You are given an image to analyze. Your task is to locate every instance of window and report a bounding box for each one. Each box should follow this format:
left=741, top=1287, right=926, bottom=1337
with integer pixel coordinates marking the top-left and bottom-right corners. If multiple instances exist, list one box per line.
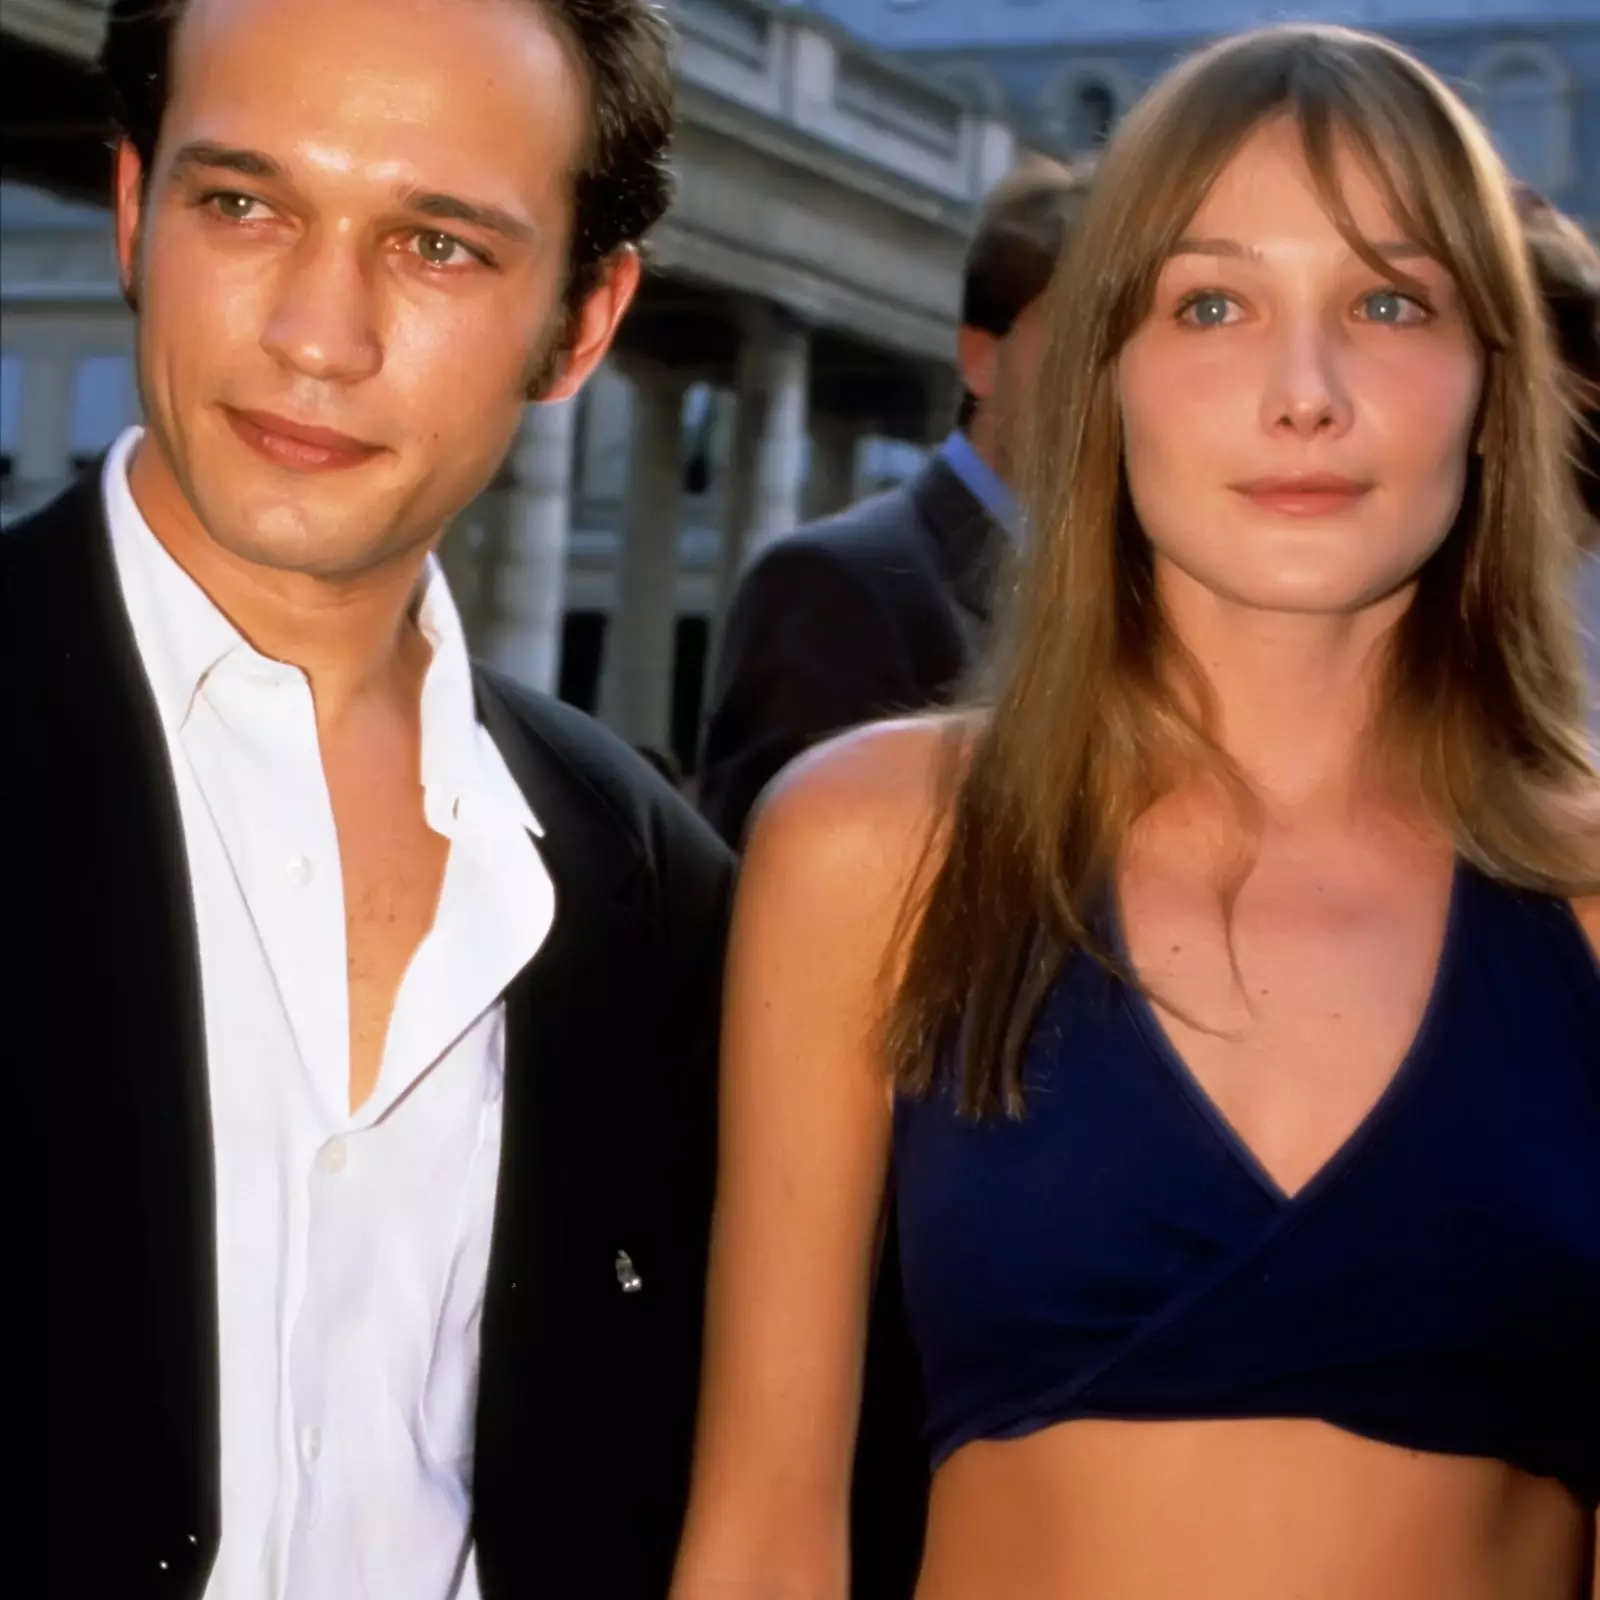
left=0, top=356, right=20, bottom=510
left=857, top=435, right=925, bottom=494
left=558, top=611, right=608, bottom=713
left=71, top=354, right=137, bottom=458
left=670, top=616, right=711, bottom=777
left=1068, top=80, right=1115, bottom=151
left=1474, top=44, right=1572, bottom=193
left=1038, top=62, right=1134, bottom=156
left=682, top=383, right=716, bottom=497
left=0, top=354, right=21, bottom=457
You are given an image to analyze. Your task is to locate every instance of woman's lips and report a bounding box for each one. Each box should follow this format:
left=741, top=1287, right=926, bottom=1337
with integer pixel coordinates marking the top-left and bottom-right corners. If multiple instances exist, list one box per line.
left=1231, top=474, right=1372, bottom=517
left=223, top=407, right=384, bottom=473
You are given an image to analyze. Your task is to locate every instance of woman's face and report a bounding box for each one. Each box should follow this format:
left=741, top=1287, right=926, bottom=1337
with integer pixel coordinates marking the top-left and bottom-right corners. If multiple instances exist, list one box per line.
left=1116, top=117, right=1485, bottom=620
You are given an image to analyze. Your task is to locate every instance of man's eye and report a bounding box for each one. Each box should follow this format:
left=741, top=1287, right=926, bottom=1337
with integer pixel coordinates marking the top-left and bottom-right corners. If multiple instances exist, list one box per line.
left=205, top=192, right=263, bottom=223
left=413, top=231, right=481, bottom=269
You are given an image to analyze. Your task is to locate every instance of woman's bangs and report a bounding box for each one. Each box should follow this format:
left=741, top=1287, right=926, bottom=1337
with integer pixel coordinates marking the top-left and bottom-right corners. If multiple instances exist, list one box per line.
left=1297, top=69, right=1514, bottom=350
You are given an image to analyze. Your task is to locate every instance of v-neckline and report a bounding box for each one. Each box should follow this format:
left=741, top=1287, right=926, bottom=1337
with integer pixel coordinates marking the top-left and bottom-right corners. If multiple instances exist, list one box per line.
left=1110, top=859, right=1466, bottom=1208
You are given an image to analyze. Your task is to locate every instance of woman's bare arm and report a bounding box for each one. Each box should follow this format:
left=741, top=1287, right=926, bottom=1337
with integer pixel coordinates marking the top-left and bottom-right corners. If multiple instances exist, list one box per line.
left=670, top=719, right=955, bottom=1600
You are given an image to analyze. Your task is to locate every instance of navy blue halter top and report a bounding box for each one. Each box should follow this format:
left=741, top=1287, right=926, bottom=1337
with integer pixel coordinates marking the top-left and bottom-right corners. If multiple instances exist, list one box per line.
left=894, top=865, right=1600, bottom=1503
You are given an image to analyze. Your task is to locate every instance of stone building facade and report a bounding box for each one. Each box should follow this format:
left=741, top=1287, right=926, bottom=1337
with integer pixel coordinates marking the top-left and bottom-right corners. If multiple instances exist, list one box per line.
left=9, top=0, right=1586, bottom=767
left=804, top=1, right=1600, bottom=231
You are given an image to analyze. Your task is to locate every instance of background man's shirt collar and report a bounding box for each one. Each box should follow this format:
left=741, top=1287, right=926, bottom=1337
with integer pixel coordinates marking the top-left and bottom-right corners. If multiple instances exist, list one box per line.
left=937, top=429, right=1019, bottom=537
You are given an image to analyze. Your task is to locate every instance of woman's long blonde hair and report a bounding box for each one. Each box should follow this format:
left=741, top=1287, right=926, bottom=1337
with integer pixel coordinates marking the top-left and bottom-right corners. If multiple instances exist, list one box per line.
left=886, top=25, right=1599, bottom=1120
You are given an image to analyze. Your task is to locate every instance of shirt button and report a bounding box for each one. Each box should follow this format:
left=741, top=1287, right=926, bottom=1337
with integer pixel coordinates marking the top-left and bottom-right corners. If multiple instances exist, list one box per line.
left=302, top=1425, right=323, bottom=1464
left=285, top=854, right=314, bottom=887
left=318, top=1138, right=347, bottom=1176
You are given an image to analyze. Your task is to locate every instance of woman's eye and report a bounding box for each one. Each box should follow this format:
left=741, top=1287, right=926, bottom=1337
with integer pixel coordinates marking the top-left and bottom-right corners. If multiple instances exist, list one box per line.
left=1358, top=288, right=1430, bottom=326
left=1177, top=291, right=1239, bottom=328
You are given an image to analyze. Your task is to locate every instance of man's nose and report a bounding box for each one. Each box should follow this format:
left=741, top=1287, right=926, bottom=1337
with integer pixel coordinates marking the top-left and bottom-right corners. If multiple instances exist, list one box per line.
left=259, top=235, right=384, bottom=386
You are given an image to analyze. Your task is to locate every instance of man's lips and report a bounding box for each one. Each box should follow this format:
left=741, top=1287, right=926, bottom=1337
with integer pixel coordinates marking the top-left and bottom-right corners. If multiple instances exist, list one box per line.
left=1231, top=473, right=1373, bottom=516
left=223, top=407, right=384, bottom=472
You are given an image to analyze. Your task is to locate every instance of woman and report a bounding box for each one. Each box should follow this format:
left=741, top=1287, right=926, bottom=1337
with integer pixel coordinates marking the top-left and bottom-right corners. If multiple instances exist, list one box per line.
left=1516, top=183, right=1600, bottom=738
left=673, top=25, right=1600, bottom=1600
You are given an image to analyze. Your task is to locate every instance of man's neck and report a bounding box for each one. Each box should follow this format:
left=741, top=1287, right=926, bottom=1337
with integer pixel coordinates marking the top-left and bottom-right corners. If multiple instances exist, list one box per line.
left=127, top=435, right=434, bottom=726
left=961, top=410, right=1002, bottom=479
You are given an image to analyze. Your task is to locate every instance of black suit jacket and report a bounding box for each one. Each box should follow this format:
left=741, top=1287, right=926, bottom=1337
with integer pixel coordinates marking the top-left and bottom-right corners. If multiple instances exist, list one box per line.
left=698, top=452, right=1004, bottom=848
left=5, top=473, right=734, bottom=1599
left=696, top=453, right=1007, bottom=1600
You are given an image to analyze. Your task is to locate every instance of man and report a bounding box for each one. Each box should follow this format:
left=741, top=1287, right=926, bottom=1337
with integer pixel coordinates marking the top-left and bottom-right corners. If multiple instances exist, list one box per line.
left=698, top=159, right=1088, bottom=847
left=693, top=159, right=1086, bottom=1600
left=6, top=1, right=730, bottom=1596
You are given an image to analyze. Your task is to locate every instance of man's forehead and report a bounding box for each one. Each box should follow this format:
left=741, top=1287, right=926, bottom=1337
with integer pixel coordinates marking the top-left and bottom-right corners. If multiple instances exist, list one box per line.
left=164, top=0, right=586, bottom=189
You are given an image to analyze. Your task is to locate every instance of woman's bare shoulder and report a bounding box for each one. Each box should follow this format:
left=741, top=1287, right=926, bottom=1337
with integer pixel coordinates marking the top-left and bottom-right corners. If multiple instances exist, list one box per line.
left=745, top=711, right=979, bottom=890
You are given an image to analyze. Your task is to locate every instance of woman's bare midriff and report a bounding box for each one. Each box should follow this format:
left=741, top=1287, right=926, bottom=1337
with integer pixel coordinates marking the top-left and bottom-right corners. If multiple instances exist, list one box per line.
left=915, top=1418, right=1588, bottom=1600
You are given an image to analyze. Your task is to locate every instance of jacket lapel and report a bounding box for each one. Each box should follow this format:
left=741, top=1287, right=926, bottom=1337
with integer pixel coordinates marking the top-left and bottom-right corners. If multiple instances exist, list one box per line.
left=909, top=453, right=1009, bottom=626
left=468, top=673, right=660, bottom=1578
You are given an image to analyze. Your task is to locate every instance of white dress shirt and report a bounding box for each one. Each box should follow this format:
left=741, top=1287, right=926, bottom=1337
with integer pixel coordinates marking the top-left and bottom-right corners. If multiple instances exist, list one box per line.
left=102, top=429, right=556, bottom=1600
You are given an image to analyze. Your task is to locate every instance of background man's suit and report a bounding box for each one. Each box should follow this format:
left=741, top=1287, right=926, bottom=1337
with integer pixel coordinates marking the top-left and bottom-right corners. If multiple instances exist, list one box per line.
left=699, top=452, right=1005, bottom=847
left=6, top=473, right=734, bottom=1599
left=698, top=448, right=1008, bottom=1600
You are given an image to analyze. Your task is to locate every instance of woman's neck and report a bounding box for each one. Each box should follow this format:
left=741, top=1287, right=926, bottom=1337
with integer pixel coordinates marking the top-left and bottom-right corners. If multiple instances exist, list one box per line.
left=1158, top=564, right=1414, bottom=823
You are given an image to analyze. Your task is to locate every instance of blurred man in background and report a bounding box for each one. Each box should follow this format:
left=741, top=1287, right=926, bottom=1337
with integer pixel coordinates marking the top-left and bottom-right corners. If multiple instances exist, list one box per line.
left=698, top=160, right=1087, bottom=853
left=696, top=158, right=1087, bottom=1600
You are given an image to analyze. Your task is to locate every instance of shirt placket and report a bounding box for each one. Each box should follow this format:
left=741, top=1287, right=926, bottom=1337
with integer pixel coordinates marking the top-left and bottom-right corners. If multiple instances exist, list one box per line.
left=213, top=665, right=351, bottom=1124
left=189, top=659, right=355, bottom=1590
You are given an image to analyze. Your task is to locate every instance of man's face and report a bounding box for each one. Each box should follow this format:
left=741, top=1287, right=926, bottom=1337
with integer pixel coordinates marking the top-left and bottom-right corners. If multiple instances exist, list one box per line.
left=986, top=295, right=1048, bottom=481
left=956, top=293, right=1049, bottom=485
left=116, top=0, right=638, bottom=583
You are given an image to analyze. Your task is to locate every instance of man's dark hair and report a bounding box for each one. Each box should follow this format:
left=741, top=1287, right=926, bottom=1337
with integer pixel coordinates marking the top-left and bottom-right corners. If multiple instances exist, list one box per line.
left=1514, top=187, right=1600, bottom=541
left=98, top=0, right=675, bottom=311
left=956, top=157, right=1088, bottom=429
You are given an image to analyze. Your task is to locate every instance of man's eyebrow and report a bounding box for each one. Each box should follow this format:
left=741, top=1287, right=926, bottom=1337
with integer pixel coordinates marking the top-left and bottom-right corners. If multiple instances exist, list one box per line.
left=396, top=188, right=537, bottom=244
left=164, top=145, right=536, bottom=245
left=169, top=141, right=287, bottom=183
left=1170, top=234, right=1433, bottom=263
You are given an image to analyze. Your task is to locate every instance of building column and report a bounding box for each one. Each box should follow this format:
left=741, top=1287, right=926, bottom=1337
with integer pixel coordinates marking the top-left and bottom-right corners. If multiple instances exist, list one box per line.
left=714, top=302, right=810, bottom=617
left=16, top=352, right=74, bottom=500
left=598, top=361, right=688, bottom=749
left=478, top=398, right=578, bottom=694
left=806, top=411, right=863, bottom=519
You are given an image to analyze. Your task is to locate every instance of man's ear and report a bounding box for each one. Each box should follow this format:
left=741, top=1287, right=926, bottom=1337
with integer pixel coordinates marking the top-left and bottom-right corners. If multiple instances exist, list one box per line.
left=537, top=244, right=644, bottom=403
left=113, top=139, right=146, bottom=311
left=956, top=323, right=999, bottom=406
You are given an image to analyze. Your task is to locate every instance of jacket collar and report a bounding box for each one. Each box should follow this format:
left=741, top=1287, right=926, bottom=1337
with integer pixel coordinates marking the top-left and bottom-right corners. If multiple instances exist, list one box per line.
left=907, top=451, right=1008, bottom=625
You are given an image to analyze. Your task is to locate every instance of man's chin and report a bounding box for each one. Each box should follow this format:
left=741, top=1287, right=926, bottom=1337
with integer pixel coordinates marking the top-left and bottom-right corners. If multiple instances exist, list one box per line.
left=194, top=491, right=409, bottom=583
